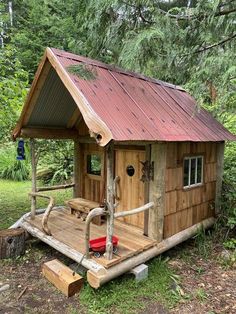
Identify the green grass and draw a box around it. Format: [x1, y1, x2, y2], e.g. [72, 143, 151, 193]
[0, 179, 72, 229]
[77, 257, 181, 314]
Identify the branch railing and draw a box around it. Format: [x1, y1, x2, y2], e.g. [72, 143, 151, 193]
[29, 192, 55, 236]
[85, 201, 154, 259]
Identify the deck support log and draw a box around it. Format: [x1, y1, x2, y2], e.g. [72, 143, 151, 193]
[30, 138, 37, 219]
[148, 143, 167, 241]
[215, 142, 225, 215]
[21, 221, 107, 276]
[87, 217, 215, 288]
[105, 142, 115, 260]
[73, 139, 82, 198]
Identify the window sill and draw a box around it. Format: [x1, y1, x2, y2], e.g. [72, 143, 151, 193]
[183, 183, 203, 191]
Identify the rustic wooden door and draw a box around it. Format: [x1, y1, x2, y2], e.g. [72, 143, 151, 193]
[115, 148, 145, 229]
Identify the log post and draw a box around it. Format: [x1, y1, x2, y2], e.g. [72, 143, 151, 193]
[215, 142, 225, 215]
[148, 142, 167, 241]
[105, 142, 114, 260]
[30, 138, 37, 219]
[0, 228, 25, 259]
[73, 139, 82, 198]
[144, 144, 151, 236]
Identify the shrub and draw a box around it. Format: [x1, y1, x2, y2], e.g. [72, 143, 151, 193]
[0, 143, 30, 181]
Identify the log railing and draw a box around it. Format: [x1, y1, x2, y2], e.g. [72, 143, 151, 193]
[29, 192, 55, 236]
[85, 202, 154, 260]
[114, 202, 154, 219]
[85, 207, 107, 259]
[36, 183, 75, 192]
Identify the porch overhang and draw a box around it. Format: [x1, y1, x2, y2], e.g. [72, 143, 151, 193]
[12, 48, 113, 146]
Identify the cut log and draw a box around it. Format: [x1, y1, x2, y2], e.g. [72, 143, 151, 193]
[0, 228, 25, 259]
[42, 259, 84, 297]
[87, 217, 215, 288]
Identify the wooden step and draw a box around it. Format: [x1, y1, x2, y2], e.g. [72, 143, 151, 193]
[42, 259, 84, 297]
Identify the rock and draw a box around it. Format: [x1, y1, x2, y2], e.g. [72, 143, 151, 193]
[0, 284, 10, 293]
[220, 249, 231, 260]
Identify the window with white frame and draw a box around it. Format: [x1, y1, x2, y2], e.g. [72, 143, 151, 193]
[183, 156, 203, 188]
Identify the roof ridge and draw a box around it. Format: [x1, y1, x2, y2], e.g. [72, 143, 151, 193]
[50, 47, 185, 92]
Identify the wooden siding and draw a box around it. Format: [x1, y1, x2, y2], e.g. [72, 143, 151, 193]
[164, 142, 217, 238]
[81, 143, 105, 203]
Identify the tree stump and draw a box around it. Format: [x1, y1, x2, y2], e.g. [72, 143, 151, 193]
[0, 228, 25, 259]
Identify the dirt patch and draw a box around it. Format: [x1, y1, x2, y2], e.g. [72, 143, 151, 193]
[0, 236, 235, 314]
[0, 240, 85, 314]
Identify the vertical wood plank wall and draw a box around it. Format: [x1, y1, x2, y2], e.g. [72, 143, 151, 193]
[81, 143, 105, 203]
[164, 142, 219, 238]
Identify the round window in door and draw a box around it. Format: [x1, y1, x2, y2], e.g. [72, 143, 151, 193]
[126, 165, 135, 177]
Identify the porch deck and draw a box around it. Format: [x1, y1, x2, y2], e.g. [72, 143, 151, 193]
[24, 207, 156, 269]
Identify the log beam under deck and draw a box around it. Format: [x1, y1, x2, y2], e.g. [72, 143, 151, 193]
[87, 217, 215, 288]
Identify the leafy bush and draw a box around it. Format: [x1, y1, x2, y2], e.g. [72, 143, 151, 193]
[0, 143, 30, 181]
[37, 140, 73, 185]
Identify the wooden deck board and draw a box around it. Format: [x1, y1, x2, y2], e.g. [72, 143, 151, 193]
[25, 208, 156, 268]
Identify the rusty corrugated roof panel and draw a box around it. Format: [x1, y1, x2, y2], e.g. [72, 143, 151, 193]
[50, 48, 235, 142]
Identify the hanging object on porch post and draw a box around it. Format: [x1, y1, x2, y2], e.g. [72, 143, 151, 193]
[16, 139, 26, 160]
[30, 139, 37, 219]
[105, 142, 115, 260]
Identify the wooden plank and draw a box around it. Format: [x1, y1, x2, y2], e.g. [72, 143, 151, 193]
[165, 167, 182, 192]
[215, 142, 225, 214]
[165, 190, 177, 215]
[205, 162, 217, 183]
[42, 259, 84, 297]
[164, 207, 193, 238]
[148, 143, 167, 241]
[166, 142, 177, 168]
[21, 127, 78, 139]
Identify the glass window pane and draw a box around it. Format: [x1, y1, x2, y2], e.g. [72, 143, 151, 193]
[87, 154, 101, 175]
[190, 158, 196, 185]
[183, 159, 189, 186]
[197, 157, 202, 183]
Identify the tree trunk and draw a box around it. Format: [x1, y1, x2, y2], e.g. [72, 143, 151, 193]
[0, 228, 25, 259]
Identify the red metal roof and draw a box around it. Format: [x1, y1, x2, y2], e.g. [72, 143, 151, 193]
[50, 48, 235, 142]
[14, 47, 236, 144]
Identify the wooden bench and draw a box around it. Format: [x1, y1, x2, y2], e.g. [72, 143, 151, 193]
[65, 198, 105, 225]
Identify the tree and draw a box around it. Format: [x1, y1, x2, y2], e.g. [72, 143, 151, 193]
[0, 44, 28, 141]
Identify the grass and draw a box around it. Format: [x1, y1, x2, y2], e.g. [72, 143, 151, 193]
[78, 257, 182, 314]
[0, 179, 72, 229]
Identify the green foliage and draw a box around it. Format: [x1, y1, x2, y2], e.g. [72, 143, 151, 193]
[67, 64, 97, 80]
[0, 143, 30, 181]
[36, 140, 74, 185]
[0, 45, 28, 141]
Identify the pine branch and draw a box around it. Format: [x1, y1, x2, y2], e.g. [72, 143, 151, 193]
[194, 33, 236, 54]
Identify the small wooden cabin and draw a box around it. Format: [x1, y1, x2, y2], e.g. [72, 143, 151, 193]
[13, 48, 236, 288]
